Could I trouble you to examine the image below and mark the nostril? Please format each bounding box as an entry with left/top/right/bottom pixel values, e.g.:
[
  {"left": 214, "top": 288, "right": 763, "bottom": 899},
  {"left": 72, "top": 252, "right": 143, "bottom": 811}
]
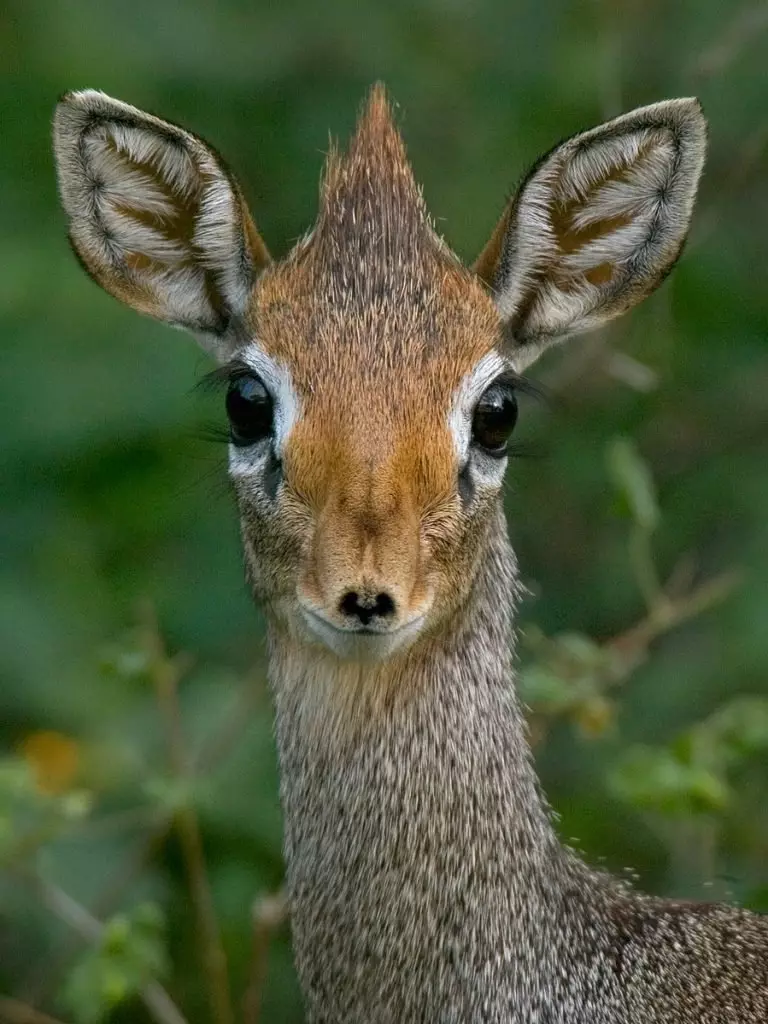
[
  {"left": 373, "top": 592, "right": 395, "bottom": 619},
  {"left": 338, "top": 590, "right": 397, "bottom": 626},
  {"left": 339, "top": 591, "right": 362, "bottom": 619}
]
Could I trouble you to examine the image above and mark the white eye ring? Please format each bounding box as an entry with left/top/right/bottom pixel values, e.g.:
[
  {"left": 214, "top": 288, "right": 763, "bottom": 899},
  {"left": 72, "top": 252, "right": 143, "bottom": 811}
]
[
  {"left": 448, "top": 350, "right": 509, "bottom": 463},
  {"left": 237, "top": 345, "right": 301, "bottom": 455}
]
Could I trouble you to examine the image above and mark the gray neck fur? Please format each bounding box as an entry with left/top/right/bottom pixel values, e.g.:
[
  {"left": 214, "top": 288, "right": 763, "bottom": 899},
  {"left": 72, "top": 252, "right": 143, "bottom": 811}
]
[{"left": 270, "top": 505, "right": 768, "bottom": 1023}]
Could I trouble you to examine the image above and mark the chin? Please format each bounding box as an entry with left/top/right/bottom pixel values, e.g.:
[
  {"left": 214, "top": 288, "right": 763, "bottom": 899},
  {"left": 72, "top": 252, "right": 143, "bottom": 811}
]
[{"left": 299, "top": 606, "right": 428, "bottom": 663}]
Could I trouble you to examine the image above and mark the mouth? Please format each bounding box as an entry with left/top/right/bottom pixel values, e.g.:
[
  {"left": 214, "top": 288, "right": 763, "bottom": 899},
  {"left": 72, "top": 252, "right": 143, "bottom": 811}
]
[{"left": 298, "top": 605, "right": 427, "bottom": 661}]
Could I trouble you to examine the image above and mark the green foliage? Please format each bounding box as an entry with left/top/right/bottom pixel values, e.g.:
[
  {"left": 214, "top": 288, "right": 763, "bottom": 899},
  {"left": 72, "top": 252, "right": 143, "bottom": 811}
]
[
  {"left": 519, "top": 630, "right": 620, "bottom": 736},
  {"left": 612, "top": 697, "right": 768, "bottom": 816},
  {"left": 62, "top": 905, "right": 169, "bottom": 1024}
]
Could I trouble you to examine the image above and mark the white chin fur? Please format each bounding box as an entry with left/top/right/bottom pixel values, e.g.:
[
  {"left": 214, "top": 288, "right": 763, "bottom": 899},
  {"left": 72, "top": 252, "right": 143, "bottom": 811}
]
[{"left": 299, "top": 607, "right": 426, "bottom": 663}]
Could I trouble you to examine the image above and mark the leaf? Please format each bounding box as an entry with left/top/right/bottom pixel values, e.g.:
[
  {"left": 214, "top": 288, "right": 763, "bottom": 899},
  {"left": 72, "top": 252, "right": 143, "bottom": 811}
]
[
  {"left": 517, "top": 666, "right": 575, "bottom": 712},
  {"left": 606, "top": 437, "right": 660, "bottom": 532},
  {"left": 609, "top": 745, "right": 730, "bottom": 815},
  {"left": 60, "top": 903, "right": 169, "bottom": 1024}
]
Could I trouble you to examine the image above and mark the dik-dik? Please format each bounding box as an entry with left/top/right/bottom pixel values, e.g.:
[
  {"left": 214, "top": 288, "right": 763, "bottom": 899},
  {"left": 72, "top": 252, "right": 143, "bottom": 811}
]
[{"left": 53, "top": 85, "right": 768, "bottom": 1022}]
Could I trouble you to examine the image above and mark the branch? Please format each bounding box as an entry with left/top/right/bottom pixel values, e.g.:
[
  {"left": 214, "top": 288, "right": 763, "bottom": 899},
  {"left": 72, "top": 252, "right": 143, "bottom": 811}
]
[
  {"left": 242, "top": 889, "right": 289, "bottom": 1024},
  {"left": 607, "top": 568, "right": 743, "bottom": 676},
  {"left": 23, "top": 646, "right": 266, "bottom": 1007},
  {"left": 141, "top": 604, "right": 234, "bottom": 1024},
  {"left": 23, "top": 816, "right": 173, "bottom": 1007},
  {"left": 525, "top": 565, "right": 741, "bottom": 747},
  {"left": 0, "top": 996, "right": 71, "bottom": 1024}
]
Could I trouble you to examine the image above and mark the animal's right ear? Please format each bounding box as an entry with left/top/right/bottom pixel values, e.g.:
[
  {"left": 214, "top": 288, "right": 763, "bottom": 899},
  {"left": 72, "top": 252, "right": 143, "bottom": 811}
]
[{"left": 53, "top": 90, "right": 270, "bottom": 360}]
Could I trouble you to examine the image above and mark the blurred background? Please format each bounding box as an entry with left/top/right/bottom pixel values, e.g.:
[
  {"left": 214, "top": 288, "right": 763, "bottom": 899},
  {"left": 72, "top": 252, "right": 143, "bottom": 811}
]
[{"left": 1, "top": 1, "right": 767, "bottom": 1021}]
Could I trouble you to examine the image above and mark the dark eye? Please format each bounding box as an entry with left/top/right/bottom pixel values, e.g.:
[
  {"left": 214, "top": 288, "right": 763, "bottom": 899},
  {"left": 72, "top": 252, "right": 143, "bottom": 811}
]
[
  {"left": 225, "top": 373, "right": 273, "bottom": 446},
  {"left": 471, "top": 380, "right": 519, "bottom": 457}
]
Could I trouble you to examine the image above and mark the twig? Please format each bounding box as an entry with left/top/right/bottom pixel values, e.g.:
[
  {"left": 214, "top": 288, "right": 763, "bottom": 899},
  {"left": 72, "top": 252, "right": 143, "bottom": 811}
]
[
  {"left": 242, "top": 889, "right": 289, "bottom": 1024},
  {"left": 15, "top": 871, "right": 189, "bottom": 1024},
  {"left": 0, "top": 996, "right": 71, "bottom": 1024},
  {"left": 607, "top": 568, "right": 742, "bottom": 674},
  {"left": 525, "top": 566, "right": 741, "bottom": 747},
  {"left": 141, "top": 603, "right": 234, "bottom": 1024}
]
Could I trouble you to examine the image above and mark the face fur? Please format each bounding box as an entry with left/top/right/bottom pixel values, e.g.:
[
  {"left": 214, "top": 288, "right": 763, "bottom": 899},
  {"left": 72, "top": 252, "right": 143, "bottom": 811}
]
[{"left": 228, "top": 259, "right": 516, "bottom": 661}]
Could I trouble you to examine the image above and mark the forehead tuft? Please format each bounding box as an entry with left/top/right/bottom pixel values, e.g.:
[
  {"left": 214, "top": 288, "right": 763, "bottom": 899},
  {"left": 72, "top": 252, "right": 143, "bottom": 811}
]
[
  {"left": 314, "top": 82, "right": 430, "bottom": 278},
  {"left": 246, "top": 85, "right": 500, "bottom": 400},
  {"left": 281, "top": 84, "right": 453, "bottom": 309}
]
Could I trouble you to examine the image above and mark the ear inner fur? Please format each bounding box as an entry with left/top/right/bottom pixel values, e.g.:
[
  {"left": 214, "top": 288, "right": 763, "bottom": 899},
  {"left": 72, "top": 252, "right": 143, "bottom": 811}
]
[
  {"left": 53, "top": 89, "right": 270, "bottom": 357},
  {"left": 475, "top": 99, "right": 706, "bottom": 366}
]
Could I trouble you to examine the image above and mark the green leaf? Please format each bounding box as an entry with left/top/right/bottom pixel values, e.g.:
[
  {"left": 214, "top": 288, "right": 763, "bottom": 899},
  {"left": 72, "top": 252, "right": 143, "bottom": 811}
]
[
  {"left": 517, "top": 665, "right": 575, "bottom": 712},
  {"left": 609, "top": 745, "right": 730, "bottom": 815},
  {"left": 606, "top": 437, "right": 660, "bottom": 532},
  {"left": 60, "top": 903, "right": 169, "bottom": 1024}
]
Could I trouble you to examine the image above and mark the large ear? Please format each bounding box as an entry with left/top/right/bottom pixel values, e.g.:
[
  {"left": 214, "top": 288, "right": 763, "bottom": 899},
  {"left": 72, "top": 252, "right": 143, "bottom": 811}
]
[
  {"left": 53, "top": 90, "right": 270, "bottom": 360},
  {"left": 475, "top": 99, "right": 707, "bottom": 370}
]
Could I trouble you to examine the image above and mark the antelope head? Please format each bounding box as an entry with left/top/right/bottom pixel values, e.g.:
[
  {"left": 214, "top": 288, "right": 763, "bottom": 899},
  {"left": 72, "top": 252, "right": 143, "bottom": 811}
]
[{"left": 53, "top": 86, "right": 706, "bottom": 662}]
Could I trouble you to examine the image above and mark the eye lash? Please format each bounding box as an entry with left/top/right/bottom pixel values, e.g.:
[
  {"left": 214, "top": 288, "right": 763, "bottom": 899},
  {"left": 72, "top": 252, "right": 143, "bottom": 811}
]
[
  {"left": 196, "top": 421, "right": 233, "bottom": 445},
  {"left": 195, "top": 358, "right": 256, "bottom": 394},
  {"left": 494, "top": 370, "right": 549, "bottom": 407}
]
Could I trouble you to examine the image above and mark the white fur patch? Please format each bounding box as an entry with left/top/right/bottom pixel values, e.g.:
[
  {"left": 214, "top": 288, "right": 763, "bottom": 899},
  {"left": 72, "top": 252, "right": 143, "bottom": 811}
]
[
  {"left": 226, "top": 344, "right": 302, "bottom": 473},
  {"left": 448, "top": 350, "right": 508, "bottom": 464}
]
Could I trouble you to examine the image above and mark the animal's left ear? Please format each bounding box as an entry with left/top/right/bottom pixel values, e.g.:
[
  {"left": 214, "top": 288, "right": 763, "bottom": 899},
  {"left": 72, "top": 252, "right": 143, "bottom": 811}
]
[{"left": 475, "top": 99, "right": 707, "bottom": 370}]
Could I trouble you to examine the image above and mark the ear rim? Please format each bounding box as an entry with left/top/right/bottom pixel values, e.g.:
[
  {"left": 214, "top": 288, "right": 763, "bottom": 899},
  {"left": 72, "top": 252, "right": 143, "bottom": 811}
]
[
  {"left": 475, "top": 98, "right": 707, "bottom": 362},
  {"left": 52, "top": 89, "right": 271, "bottom": 355}
]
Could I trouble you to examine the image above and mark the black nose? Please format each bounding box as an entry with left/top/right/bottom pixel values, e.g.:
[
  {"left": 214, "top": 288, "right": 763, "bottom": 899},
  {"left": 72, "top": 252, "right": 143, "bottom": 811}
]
[{"left": 338, "top": 590, "right": 396, "bottom": 627}]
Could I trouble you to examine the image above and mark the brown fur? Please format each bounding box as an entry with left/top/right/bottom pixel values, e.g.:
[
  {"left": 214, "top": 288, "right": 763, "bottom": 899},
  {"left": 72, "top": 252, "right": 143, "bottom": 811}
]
[{"left": 248, "top": 87, "right": 501, "bottom": 630}]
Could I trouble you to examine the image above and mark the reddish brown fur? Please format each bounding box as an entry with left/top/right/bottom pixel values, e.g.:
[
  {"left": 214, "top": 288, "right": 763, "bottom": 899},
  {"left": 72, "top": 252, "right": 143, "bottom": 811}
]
[{"left": 247, "top": 86, "right": 502, "bottom": 627}]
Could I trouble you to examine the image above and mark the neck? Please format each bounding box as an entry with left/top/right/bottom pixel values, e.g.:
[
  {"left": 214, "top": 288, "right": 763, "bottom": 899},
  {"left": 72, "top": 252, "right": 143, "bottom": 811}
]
[{"left": 270, "top": 508, "right": 575, "bottom": 1020}]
